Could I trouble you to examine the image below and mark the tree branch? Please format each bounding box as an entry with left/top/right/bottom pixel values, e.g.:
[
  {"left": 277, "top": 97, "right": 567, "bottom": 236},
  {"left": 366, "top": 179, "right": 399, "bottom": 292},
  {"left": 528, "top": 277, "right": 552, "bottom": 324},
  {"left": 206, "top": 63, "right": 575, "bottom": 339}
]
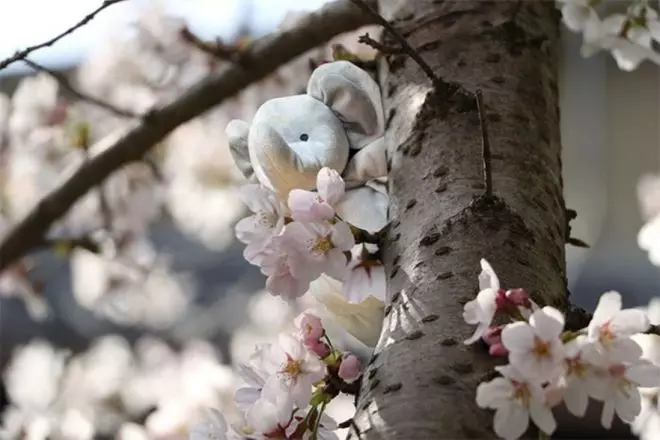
[
  {"left": 0, "top": 0, "right": 128, "bottom": 72},
  {"left": 0, "top": 0, "right": 376, "bottom": 272},
  {"left": 348, "top": 0, "right": 440, "bottom": 87},
  {"left": 179, "top": 27, "right": 247, "bottom": 65},
  {"left": 22, "top": 58, "right": 139, "bottom": 118}
]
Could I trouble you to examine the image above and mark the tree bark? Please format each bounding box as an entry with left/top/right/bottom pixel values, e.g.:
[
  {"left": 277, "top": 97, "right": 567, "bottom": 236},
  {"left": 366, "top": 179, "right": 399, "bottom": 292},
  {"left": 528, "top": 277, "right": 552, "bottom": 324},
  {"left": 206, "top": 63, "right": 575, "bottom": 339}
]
[{"left": 353, "top": 1, "right": 568, "bottom": 439}]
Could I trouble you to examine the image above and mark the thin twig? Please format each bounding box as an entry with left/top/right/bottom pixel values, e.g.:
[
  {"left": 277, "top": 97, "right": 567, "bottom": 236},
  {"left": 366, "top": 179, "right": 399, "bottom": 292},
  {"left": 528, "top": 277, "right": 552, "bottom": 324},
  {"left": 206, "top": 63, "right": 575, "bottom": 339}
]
[
  {"left": 0, "top": 0, "right": 377, "bottom": 272},
  {"left": 180, "top": 27, "right": 247, "bottom": 64},
  {"left": 348, "top": 0, "right": 440, "bottom": 87},
  {"left": 37, "top": 235, "right": 101, "bottom": 254},
  {"left": 0, "top": 0, "right": 127, "bottom": 72},
  {"left": 358, "top": 32, "right": 402, "bottom": 54},
  {"left": 22, "top": 58, "right": 139, "bottom": 118},
  {"left": 475, "top": 89, "right": 493, "bottom": 197}
]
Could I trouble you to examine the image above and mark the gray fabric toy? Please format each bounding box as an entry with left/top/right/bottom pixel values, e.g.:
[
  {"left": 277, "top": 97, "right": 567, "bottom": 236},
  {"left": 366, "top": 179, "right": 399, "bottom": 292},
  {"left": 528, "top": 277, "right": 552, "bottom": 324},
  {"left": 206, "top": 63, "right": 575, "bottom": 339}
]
[{"left": 226, "top": 61, "right": 388, "bottom": 232}]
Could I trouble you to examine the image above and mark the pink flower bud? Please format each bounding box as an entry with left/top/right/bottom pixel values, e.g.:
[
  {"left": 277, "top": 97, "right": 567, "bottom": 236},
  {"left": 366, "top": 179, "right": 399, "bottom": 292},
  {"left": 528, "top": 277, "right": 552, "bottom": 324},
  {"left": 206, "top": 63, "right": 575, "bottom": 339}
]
[
  {"left": 494, "top": 289, "right": 510, "bottom": 310},
  {"left": 482, "top": 325, "right": 505, "bottom": 346},
  {"left": 482, "top": 325, "right": 508, "bottom": 356},
  {"left": 338, "top": 354, "right": 361, "bottom": 383},
  {"left": 488, "top": 342, "right": 509, "bottom": 357},
  {"left": 305, "top": 339, "right": 330, "bottom": 358},
  {"left": 296, "top": 311, "right": 324, "bottom": 340},
  {"left": 505, "top": 288, "right": 532, "bottom": 308}
]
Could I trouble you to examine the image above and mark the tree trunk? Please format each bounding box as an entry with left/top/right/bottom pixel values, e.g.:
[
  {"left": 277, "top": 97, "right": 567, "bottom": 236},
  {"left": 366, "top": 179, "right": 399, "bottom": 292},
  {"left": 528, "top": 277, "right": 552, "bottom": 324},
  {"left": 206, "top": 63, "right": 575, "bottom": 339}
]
[{"left": 353, "top": 1, "right": 568, "bottom": 438}]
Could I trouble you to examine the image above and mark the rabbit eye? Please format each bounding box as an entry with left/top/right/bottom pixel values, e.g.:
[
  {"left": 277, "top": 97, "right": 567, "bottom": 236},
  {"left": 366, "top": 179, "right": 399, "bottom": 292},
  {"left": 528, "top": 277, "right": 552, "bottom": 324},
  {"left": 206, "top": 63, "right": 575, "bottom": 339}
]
[{"left": 299, "top": 133, "right": 309, "bottom": 141}]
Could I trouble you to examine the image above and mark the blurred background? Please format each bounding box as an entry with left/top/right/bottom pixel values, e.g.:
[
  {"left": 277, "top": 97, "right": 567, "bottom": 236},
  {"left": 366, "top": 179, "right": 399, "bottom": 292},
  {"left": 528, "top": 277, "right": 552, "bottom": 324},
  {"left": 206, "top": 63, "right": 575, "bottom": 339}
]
[{"left": 0, "top": 0, "right": 659, "bottom": 439}]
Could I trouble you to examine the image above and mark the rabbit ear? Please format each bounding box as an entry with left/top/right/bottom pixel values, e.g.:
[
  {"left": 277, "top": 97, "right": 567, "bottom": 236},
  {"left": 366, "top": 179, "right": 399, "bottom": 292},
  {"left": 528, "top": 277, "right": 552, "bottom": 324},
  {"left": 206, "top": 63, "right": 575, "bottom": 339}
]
[
  {"left": 307, "top": 61, "right": 384, "bottom": 150},
  {"left": 226, "top": 119, "right": 256, "bottom": 182}
]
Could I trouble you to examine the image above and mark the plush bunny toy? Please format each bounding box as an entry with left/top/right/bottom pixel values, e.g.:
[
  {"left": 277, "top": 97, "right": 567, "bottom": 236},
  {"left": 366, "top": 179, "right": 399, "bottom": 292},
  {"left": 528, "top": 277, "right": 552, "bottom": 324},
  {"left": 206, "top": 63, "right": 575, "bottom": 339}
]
[{"left": 225, "top": 60, "right": 388, "bottom": 233}]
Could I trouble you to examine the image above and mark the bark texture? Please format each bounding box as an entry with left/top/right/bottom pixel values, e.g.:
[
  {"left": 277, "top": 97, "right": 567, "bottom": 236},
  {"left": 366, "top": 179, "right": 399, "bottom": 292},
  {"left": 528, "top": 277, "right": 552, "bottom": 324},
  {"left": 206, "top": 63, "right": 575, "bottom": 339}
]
[{"left": 353, "top": 1, "right": 568, "bottom": 439}]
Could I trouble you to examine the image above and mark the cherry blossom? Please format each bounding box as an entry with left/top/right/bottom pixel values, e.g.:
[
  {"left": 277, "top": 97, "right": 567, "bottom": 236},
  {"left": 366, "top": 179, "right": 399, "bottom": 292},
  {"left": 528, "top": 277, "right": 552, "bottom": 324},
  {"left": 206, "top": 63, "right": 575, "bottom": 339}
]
[
  {"left": 463, "top": 259, "right": 501, "bottom": 344},
  {"left": 263, "top": 334, "right": 326, "bottom": 407},
  {"left": 295, "top": 311, "right": 325, "bottom": 342},
  {"left": 235, "top": 184, "right": 285, "bottom": 265},
  {"left": 558, "top": 0, "right": 600, "bottom": 34},
  {"left": 282, "top": 220, "right": 354, "bottom": 282},
  {"left": 584, "top": 291, "right": 650, "bottom": 364},
  {"left": 338, "top": 354, "right": 361, "bottom": 383},
  {"left": 189, "top": 408, "right": 228, "bottom": 440},
  {"left": 555, "top": 335, "right": 600, "bottom": 417},
  {"left": 343, "top": 243, "right": 386, "bottom": 304},
  {"left": 501, "top": 306, "right": 566, "bottom": 381},
  {"left": 246, "top": 378, "right": 296, "bottom": 438},
  {"left": 260, "top": 243, "right": 316, "bottom": 300},
  {"left": 597, "top": 361, "right": 660, "bottom": 428},
  {"left": 288, "top": 167, "right": 345, "bottom": 222},
  {"left": 476, "top": 365, "right": 556, "bottom": 440}
]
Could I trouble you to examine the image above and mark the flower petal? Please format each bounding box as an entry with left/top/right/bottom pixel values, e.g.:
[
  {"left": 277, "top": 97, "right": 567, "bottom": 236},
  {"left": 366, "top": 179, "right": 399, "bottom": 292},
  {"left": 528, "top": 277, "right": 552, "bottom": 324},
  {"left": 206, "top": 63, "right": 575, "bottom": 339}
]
[
  {"left": 476, "top": 378, "right": 512, "bottom": 409},
  {"left": 494, "top": 403, "right": 529, "bottom": 440},
  {"left": 501, "top": 322, "right": 534, "bottom": 352},
  {"left": 563, "top": 383, "right": 588, "bottom": 417},
  {"left": 591, "top": 291, "right": 622, "bottom": 327},
  {"left": 627, "top": 362, "right": 660, "bottom": 388},
  {"left": 529, "top": 401, "right": 556, "bottom": 436},
  {"left": 317, "top": 167, "right": 345, "bottom": 205},
  {"left": 479, "top": 259, "right": 499, "bottom": 290},
  {"left": 610, "top": 309, "right": 650, "bottom": 336},
  {"left": 331, "top": 221, "right": 355, "bottom": 251},
  {"left": 530, "top": 307, "right": 565, "bottom": 339}
]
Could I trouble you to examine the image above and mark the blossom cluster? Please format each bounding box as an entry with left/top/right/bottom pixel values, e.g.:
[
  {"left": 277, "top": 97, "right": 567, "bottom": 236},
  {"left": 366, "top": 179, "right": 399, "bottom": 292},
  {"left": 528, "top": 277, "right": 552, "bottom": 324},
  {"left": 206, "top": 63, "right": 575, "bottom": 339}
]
[
  {"left": 190, "top": 311, "right": 362, "bottom": 440},
  {"left": 558, "top": 0, "right": 660, "bottom": 71},
  {"left": 465, "top": 259, "right": 660, "bottom": 440},
  {"left": 236, "top": 167, "right": 386, "bottom": 306},
  {"left": 0, "top": 336, "right": 239, "bottom": 440},
  {"left": 0, "top": 5, "right": 378, "bottom": 327}
]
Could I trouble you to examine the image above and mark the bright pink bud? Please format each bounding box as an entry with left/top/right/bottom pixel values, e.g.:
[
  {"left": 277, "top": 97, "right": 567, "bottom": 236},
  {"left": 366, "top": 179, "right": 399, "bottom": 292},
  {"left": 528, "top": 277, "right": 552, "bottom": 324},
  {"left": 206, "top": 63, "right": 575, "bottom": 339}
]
[
  {"left": 488, "top": 342, "right": 509, "bottom": 357},
  {"left": 338, "top": 354, "right": 361, "bottom": 383},
  {"left": 505, "top": 288, "right": 532, "bottom": 308},
  {"left": 482, "top": 325, "right": 508, "bottom": 356},
  {"left": 482, "top": 325, "right": 505, "bottom": 346},
  {"left": 305, "top": 339, "right": 330, "bottom": 358},
  {"left": 494, "top": 289, "right": 509, "bottom": 310},
  {"left": 296, "top": 311, "right": 325, "bottom": 340}
]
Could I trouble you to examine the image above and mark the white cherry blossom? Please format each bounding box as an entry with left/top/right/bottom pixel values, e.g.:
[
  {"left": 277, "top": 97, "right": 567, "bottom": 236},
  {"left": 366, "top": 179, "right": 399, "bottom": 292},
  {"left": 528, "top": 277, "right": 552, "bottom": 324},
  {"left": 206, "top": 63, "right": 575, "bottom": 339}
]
[
  {"left": 189, "top": 408, "right": 228, "bottom": 440},
  {"left": 235, "top": 184, "right": 285, "bottom": 265},
  {"left": 598, "top": 360, "right": 660, "bottom": 428},
  {"left": 282, "top": 220, "right": 355, "bottom": 282},
  {"left": 584, "top": 291, "right": 650, "bottom": 364},
  {"left": 558, "top": 335, "right": 604, "bottom": 417},
  {"left": 501, "top": 306, "right": 566, "bottom": 381},
  {"left": 558, "top": 0, "right": 600, "bottom": 33},
  {"left": 246, "top": 378, "right": 296, "bottom": 438},
  {"left": 343, "top": 243, "right": 386, "bottom": 303},
  {"left": 263, "top": 334, "right": 326, "bottom": 407},
  {"left": 260, "top": 242, "right": 315, "bottom": 300},
  {"left": 463, "top": 259, "right": 501, "bottom": 344},
  {"left": 476, "top": 365, "right": 556, "bottom": 440}
]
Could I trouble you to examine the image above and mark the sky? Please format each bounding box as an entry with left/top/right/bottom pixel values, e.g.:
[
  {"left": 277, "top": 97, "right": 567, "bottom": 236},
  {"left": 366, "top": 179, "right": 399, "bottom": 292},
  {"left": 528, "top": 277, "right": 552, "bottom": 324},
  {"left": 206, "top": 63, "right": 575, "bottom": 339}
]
[{"left": 0, "top": 0, "right": 329, "bottom": 75}]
